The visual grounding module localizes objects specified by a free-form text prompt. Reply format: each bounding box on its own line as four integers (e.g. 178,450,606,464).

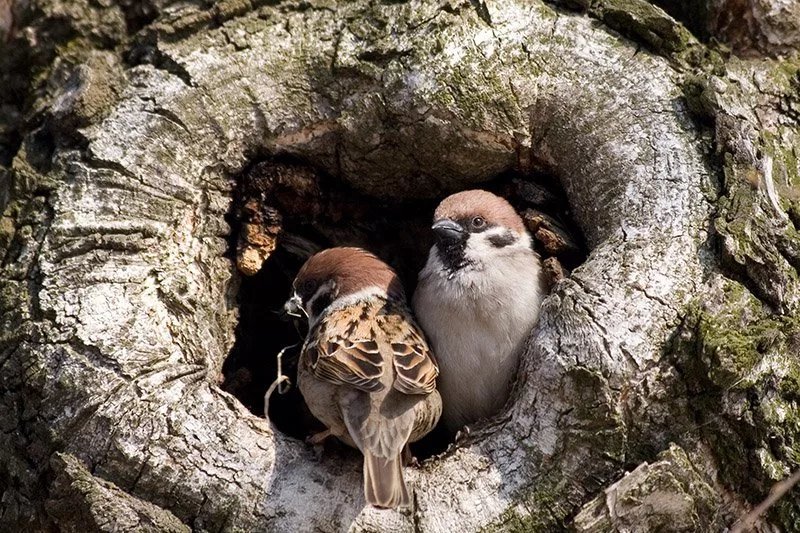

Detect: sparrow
412,190,543,432
285,247,441,509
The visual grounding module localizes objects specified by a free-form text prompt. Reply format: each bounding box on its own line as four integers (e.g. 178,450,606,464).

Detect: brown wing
304,299,437,395
384,314,439,395
305,308,386,393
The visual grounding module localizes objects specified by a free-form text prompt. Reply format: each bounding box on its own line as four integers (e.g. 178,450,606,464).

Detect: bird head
285,247,405,324
430,189,532,274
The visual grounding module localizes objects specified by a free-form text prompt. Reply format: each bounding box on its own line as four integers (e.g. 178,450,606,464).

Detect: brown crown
294,247,405,301
433,189,525,233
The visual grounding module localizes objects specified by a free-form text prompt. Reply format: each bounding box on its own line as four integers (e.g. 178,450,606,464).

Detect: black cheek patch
298,280,318,303
310,292,333,317
488,231,516,248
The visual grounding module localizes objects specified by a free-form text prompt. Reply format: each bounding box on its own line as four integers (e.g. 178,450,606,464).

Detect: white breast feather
413,231,542,431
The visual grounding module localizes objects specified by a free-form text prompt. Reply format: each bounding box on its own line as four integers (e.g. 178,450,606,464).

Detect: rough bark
653,0,800,56
1,0,798,531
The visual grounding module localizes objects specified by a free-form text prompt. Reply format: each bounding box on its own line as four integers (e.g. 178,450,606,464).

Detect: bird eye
301,280,317,293
471,216,486,229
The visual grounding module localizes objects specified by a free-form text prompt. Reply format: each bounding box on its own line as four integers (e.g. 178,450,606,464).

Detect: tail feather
363,452,410,509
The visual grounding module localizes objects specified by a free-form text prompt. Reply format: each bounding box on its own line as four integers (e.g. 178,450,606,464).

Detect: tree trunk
1,0,798,531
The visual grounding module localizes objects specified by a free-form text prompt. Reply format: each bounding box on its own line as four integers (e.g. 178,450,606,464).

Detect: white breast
413,242,542,431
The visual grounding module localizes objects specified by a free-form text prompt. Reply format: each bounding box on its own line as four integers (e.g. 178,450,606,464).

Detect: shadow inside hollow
221,159,586,460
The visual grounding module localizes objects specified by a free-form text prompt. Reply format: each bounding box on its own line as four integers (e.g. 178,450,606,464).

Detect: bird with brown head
413,190,543,432
286,247,441,509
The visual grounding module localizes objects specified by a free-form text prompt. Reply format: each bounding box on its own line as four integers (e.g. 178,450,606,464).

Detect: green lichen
770,59,800,95
482,507,548,533
0,215,15,253
649,0,711,41
759,128,800,215
573,444,724,531
480,366,626,532
682,75,718,125
480,473,574,532
709,56,800,314
774,496,800,533
713,149,800,312
695,298,782,389
671,278,800,524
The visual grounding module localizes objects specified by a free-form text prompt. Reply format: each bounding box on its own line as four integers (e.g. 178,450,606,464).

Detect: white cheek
420,229,536,297
464,228,531,264
464,234,493,264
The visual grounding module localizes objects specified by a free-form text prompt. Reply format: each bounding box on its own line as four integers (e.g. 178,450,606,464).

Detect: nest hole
221,157,587,459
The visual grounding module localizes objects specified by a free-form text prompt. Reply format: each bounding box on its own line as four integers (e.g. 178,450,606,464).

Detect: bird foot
306,430,331,462
402,446,420,467
454,425,471,443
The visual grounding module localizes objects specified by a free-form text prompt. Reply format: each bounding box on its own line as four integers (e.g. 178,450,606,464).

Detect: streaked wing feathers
308,334,385,392
305,299,438,395
389,320,439,395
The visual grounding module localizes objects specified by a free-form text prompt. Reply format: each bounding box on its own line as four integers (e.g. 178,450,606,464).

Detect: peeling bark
1,0,798,531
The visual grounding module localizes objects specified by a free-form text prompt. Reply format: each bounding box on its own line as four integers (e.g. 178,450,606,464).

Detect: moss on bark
671,278,800,525
1,0,799,531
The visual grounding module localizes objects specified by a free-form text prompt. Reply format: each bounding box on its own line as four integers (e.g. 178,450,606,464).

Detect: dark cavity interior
221,157,586,459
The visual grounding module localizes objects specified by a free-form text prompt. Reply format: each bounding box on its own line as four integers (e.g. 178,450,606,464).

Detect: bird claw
454,425,471,443
305,430,331,462
310,445,324,462
402,446,420,467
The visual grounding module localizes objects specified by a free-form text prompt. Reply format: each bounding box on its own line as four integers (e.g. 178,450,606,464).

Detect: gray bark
1,0,798,531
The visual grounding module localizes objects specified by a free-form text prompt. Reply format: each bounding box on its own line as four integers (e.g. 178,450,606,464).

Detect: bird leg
305,429,332,461
306,428,332,446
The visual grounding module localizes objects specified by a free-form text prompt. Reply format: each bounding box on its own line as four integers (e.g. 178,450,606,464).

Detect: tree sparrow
413,190,543,432
285,247,441,509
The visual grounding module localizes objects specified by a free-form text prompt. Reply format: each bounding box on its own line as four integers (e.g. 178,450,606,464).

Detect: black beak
432,219,467,245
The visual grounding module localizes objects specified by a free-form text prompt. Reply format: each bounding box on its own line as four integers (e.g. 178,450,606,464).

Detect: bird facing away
413,190,543,432
285,247,441,509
